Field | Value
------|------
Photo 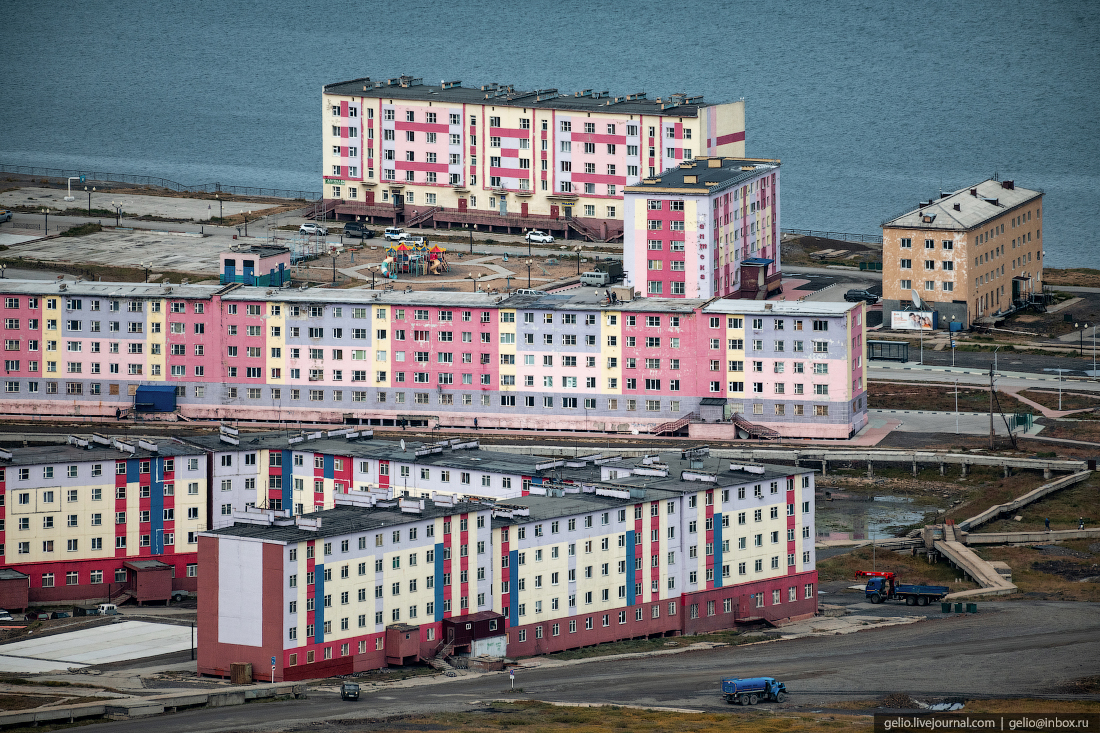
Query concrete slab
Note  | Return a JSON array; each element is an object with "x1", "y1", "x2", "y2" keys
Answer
[
  {"x1": 2, "y1": 230, "x2": 239, "y2": 275},
  {"x1": 0, "y1": 655, "x2": 87, "y2": 674},
  {"x1": 0, "y1": 621, "x2": 193, "y2": 669},
  {"x1": 0, "y1": 232, "x2": 43, "y2": 247},
  {"x1": 0, "y1": 188, "x2": 280, "y2": 221}
]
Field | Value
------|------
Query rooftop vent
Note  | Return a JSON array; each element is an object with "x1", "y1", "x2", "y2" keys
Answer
[
  {"x1": 921, "y1": 214, "x2": 937, "y2": 223},
  {"x1": 683, "y1": 175, "x2": 698, "y2": 184},
  {"x1": 707, "y1": 158, "x2": 721, "y2": 168},
  {"x1": 982, "y1": 197, "x2": 1000, "y2": 206},
  {"x1": 441, "y1": 80, "x2": 461, "y2": 90},
  {"x1": 970, "y1": 188, "x2": 978, "y2": 197},
  {"x1": 953, "y1": 203, "x2": 961, "y2": 212},
  {"x1": 574, "y1": 89, "x2": 593, "y2": 98},
  {"x1": 1001, "y1": 180, "x2": 1015, "y2": 190}
]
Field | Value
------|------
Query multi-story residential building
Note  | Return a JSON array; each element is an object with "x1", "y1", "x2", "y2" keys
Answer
[
  {"x1": 881, "y1": 179, "x2": 1044, "y2": 328},
  {"x1": 0, "y1": 282, "x2": 866, "y2": 439},
  {"x1": 319, "y1": 75, "x2": 746, "y2": 242},
  {"x1": 0, "y1": 437, "x2": 208, "y2": 604},
  {"x1": 624, "y1": 157, "x2": 781, "y2": 300},
  {"x1": 198, "y1": 452, "x2": 816, "y2": 680}
]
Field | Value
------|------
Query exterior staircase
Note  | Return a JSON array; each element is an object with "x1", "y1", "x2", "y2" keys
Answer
[
  {"x1": 652, "y1": 411, "x2": 699, "y2": 436},
  {"x1": 304, "y1": 199, "x2": 337, "y2": 221},
  {"x1": 564, "y1": 216, "x2": 605, "y2": 242},
  {"x1": 405, "y1": 206, "x2": 442, "y2": 228},
  {"x1": 426, "y1": 639, "x2": 458, "y2": 676},
  {"x1": 731, "y1": 413, "x2": 781, "y2": 440}
]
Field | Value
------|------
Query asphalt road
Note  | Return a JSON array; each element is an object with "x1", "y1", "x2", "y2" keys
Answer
[{"x1": 83, "y1": 600, "x2": 1100, "y2": 733}]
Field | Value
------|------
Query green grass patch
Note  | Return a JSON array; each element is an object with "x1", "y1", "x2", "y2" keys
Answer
[
  {"x1": 59, "y1": 222, "x2": 102, "y2": 237},
  {"x1": 817, "y1": 545, "x2": 977, "y2": 589}
]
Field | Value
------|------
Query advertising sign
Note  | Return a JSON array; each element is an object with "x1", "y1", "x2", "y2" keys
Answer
[{"x1": 891, "y1": 311, "x2": 934, "y2": 331}]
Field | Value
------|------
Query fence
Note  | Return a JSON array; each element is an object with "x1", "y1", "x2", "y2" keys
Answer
[
  {"x1": 0, "y1": 164, "x2": 320, "y2": 201},
  {"x1": 782, "y1": 228, "x2": 883, "y2": 245}
]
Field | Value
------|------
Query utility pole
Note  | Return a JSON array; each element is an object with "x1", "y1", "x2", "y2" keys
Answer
[{"x1": 988, "y1": 364, "x2": 995, "y2": 450}]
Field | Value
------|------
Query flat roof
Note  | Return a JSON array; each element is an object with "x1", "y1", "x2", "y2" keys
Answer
[
  {"x1": 222, "y1": 246, "x2": 290, "y2": 259},
  {"x1": 207, "y1": 500, "x2": 491, "y2": 543},
  {"x1": 625, "y1": 158, "x2": 780, "y2": 195},
  {"x1": 0, "y1": 439, "x2": 203, "y2": 467},
  {"x1": 322, "y1": 76, "x2": 717, "y2": 118},
  {"x1": 883, "y1": 179, "x2": 1042, "y2": 231},
  {"x1": 702, "y1": 299, "x2": 857, "y2": 316}
]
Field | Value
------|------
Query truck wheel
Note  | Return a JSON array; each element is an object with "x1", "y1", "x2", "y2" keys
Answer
[
  {"x1": 918, "y1": 596, "x2": 929, "y2": 606},
  {"x1": 725, "y1": 695, "x2": 733, "y2": 704},
  {"x1": 748, "y1": 694, "x2": 758, "y2": 705},
  {"x1": 775, "y1": 691, "x2": 787, "y2": 703},
  {"x1": 870, "y1": 593, "x2": 881, "y2": 604},
  {"x1": 735, "y1": 695, "x2": 743, "y2": 706},
  {"x1": 906, "y1": 596, "x2": 917, "y2": 606}
]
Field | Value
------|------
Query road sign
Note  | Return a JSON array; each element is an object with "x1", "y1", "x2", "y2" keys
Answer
[
  {"x1": 951, "y1": 341, "x2": 956, "y2": 348},
  {"x1": 79, "y1": 175, "x2": 86, "y2": 183},
  {"x1": 271, "y1": 656, "x2": 277, "y2": 666}
]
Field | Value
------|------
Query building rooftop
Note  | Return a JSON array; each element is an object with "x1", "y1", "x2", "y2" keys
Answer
[
  {"x1": 0, "y1": 437, "x2": 204, "y2": 467},
  {"x1": 883, "y1": 179, "x2": 1042, "y2": 232},
  {"x1": 625, "y1": 158, "x2": 780, "y2": 196},
  {"x1": 322, "y1": 76, "x2": 716, "y2": 118},
  {"x1": 701, "y1": 299, "x2": 857, "y2": 317},
  {"x1": 222, "y1": 245, "x2": 290, "y2": 259},
  {"x1": 205, "y1": 500, "x2": 491, "y2": 544}
]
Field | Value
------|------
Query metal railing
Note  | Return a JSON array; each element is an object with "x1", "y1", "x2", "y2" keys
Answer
[
  {"x1": 782, "y1": 228, "x2": 883, "y2": 245},
  {"x1": 0, "y1": 163, "x2": 321, "y2": 201}
]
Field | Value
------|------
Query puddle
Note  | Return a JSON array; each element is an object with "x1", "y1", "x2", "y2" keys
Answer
[{"x1": 816, "y1": 493, "x2": 942, "y2": 540}]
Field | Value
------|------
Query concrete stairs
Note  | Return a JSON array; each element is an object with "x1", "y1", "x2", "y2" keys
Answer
[{"x1": 935, "y1": 539, "x2": 1018, "y2": 599}]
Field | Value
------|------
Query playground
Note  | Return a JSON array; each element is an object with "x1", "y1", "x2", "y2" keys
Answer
[{"x1": 292, "y1": 241, "x2": 594, "y2": 292}]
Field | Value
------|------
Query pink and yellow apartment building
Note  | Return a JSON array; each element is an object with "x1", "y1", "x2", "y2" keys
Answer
[
  {"x1": 198, "y1": 456, "x2": 816, "y2": 681},
  {"x1": 624, "y1": 157, "x2": 780, "y2": 300},
  {"x1": 0, "y1": 437, "x2": 208, "y2": 604},
  {"x1": 319, "y1": 75, "x2": 746, "y2": 242},
  {"x1": 0, "y1": 282, "x2": 866, "y2": 439},
  {"x1": 881, "y1": 178, "x2": 1044, "y2": 328}
]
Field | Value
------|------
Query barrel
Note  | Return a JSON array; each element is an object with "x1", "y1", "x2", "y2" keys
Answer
[
  {"x1": 954, "y1": 603, "x2": 964, "y2": 613},
  {"x1": 940, "y1": 602, "x2": 952, "y2": 613},
  {"x1": 966, "y1": 603, "x2": 978, "y2": 613}
]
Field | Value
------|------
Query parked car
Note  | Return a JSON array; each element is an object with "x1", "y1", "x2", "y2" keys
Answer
[
  {"x1": 96, "y1": 603, "x2": 119, "y2": 616},
  {"x1": 384, "y1": 227, "x2": 408, "y2": 241},
  {"x1": 299, "y1": 223, "x2": 329, "y2": 236},
  {"x1": 844, "y1": 288, "x2": 879, "y2": 304},
  {"x1": 171, "y1": 591, "x2": 188, "y2": 603},
  {"x1": 580, "y1": 271, "x2": 611, "y2": 287},
  {"x1": 25, "y1": 612, "x2": 50, "y2": 621},
  {"x1": 50, "y1": 611, "x2": 70, "y2": 619},
  {"x1": 340, "y1": 682, "x2": 360, "y2": 701},
  {"x1": 525, "y1": 230, "x2": 554, "y2": 243},
  {"x1": 0, "y1": 610, "x2": 13, "y2": 622},
  {"x1": 342, "y1": 222, "x2": 374, "y2": 239},
  {"x1": 0, "y1": 210, "x2": 12, "y2": 223}
]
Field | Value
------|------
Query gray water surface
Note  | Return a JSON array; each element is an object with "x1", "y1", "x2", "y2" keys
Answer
[{"x1": 1, "y1": 0, "x2": 1097, "y2": 266}]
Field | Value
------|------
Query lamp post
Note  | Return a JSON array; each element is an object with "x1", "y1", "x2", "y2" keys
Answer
[
  {"x1": 111, "y1": 202, "x2": 122, "y2": 227},
  {"x1": 1054, "y1": 368, "x2": 1066, "y2": 410},
  {"x1": 574, "y1": 245, "x2": 583, "y2": 276},
  {"x1": 954, "y1": 378, "x2": 959, "y2": 434},
  {"x1": 332, "y1": 254, "x2": 337, "y2": 283},
  {"x1": 244, "y1": 211, "x2": 251, "y2": 238},
  {"x1": 526, "y1": 259, "x2": 532, "y2": 289},
  {"x1": 216, "y1": 194, "x2": 222, "y2": 222},
  {"x1": 141, "y1": 262, "x2": 149, "y2": 283},
  {"x1": 468, "y1": 272, "x2": 478, "y2": 292},
  {"x1": 993, "y1": 345, "x2": 1001, "y2": 373},
  {"x1": 1075, "y1": 322, "x2": 1088, "y2": 355},
  {"x1": 41, "y1": 208, "x2": 48, "y2": 234},
  {"x1": 85, "y1": 186, "x2": 95, "y2": 216},
  {"x1": 526, "y1": 229, "x2": 531, "y2": 257}
]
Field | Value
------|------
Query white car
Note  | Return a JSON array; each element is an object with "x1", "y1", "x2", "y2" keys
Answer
[
  {"x1": 0, "y1": 210, "x2": 12, "y2": 224},
  {"x1": 0, "y1": 610, "x2": 12, "y2": 622},
  {"x1": 525, "y1": 230, "x2": 554, "y2": 243},
  {"x1": 384, "y1": 227, "x2": 408, "y2": 241},
  {"x1": 299, "y1": 223, "x2": 329, "y2": 236}
]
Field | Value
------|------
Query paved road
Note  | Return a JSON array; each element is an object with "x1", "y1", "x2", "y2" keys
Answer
[
  {"x1": 870, "y1": 363, "x2": 1100, "y2": 391},
  {"x1": 82, "y1": 601, "x2": 1100, "y2": 733},
  {"x1": 891, "y1": 349, "x2": 1100, "y2": 376}
]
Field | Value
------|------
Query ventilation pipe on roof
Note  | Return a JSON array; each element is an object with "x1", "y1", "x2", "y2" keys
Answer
[{"x1": 954, "y1": 203, "x2": 961, "y2": 211}]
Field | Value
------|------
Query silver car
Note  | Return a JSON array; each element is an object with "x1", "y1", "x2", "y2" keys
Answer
[{"x1": 299, "y1": 223, "x2": 329, "y2": 236}]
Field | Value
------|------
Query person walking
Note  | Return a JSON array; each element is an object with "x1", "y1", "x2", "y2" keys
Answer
[
  {"x1": 115, "y1": 407, "x2": 122, "y2": 421},
  {"x1": 1045, "y1": 517, "x2": 1051, "y2": 531},
  {"x1": 473, "y1": 417, "x2": 479, "y2": 430}
]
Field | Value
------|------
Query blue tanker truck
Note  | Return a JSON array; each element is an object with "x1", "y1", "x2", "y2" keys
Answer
[{"x1": 721, "y1": 676, "x2": 788, "y2": 705}]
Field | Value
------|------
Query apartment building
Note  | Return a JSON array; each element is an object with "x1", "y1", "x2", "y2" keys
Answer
[
  {"x1": 0, "y1": 437, "x2": 207, "y2": 604},
  {"x1": 881, "y1": 179, "x2": 1044, "y2": 327},
  {"x1": 198, "y1": 452, "x2": 816, "y2": 681},
  {"x1": 624, "y1": 157, "x2": 781, "y2": 300},
  {"x1": 319, "y1": 75, "x2": 746, "y2": 242},
  {"x1": 0, "y1": 282, "x2": 866, "y2": 439}
]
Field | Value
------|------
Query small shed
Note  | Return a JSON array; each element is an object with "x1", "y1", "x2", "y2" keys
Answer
[
  {"x1": 133, "y1": 384, "x2": 177, "y2": 413},
  {"x1": 0, "y1": 569, "x2": 29, "y2": 612},
  {"x1": 384, "y1": 623, "x2": 421, "y2": 666},
  {"x1": 441, "y1": 610, "x2": 505, "y2": 654},
  {"x1": 123, "y1": 560, "x2": 173, "y2": 605},
  {"x1": 698, "y1": 397, "x2": 727, "y2": 423},
  {"x1": 220, "y1": 245, "x2": 291, "y2": 286}
]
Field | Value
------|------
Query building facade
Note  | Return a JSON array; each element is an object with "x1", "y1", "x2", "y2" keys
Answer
[
  {"x1": 624, "y1": 158, "x2": 781, "y2": 300},
  {"x1": 198, "y1": 453, "x2": 817, "y2": 681},
  {"x1": 0, "y1": 438, "x2": 207, "y2": 604},
  {"x1": 881, "y1": 179, "x2": 1044, "y2": 328},
  {"x1": 320, "y1": 75, "x2": 746, "y2": 242},
  {"x1": 0, "y1": 282, "x2": 867, "y2": 439}
]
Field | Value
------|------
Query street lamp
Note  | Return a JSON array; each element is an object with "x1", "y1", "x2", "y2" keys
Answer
[
  {"x1": 526, "y1": 259, "x2": 532, "y2": 289},
  {"x1": 216, "y1": 194, "x2": 222, "y2": 222},
  {"x1": 993, "y1": 345, "x2": 1001, "y2": 373},
  {"x1": 140, "y1": 262, "x2": 149, "y2": 283},
  {"x1": 244, "y1": 211, "x2": 251, "y2": 238},
  {"x1": 41, "y1": 208, "x2": 48, "y2": 234},
  {"x1": 110, "y1": 202, "x2": 122, "y2": 227},
  {"x1": 468, "y1": 272, "x2": 479, "y2": 292},
  {"x1": 1054, "y1": 368, "x2": 1066, "y2": 410},
  {"x1": 574, "y1": 245, "x2": 582, "y2": 276},
  {"x1": 1075, "y1": 322, "x2": 1089, "y2": 356},
  {"x1": 332, "y1": 254, "x2": 337, "y2": 283},
  {"x1": 954, "y1": 378, "x2": 960, "y2": 434},
  {"x1": 84, "y1": 185, "x2": 96, "y2": 216}
]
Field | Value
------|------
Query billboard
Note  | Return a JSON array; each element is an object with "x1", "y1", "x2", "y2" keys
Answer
[{"x1": 891, "y1": 311, "x2": 934, "y2": 331}]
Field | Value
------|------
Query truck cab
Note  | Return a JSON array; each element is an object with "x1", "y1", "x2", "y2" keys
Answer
[{"x1": 864, "y1": 576, "x2": 896, "y2": 602}]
